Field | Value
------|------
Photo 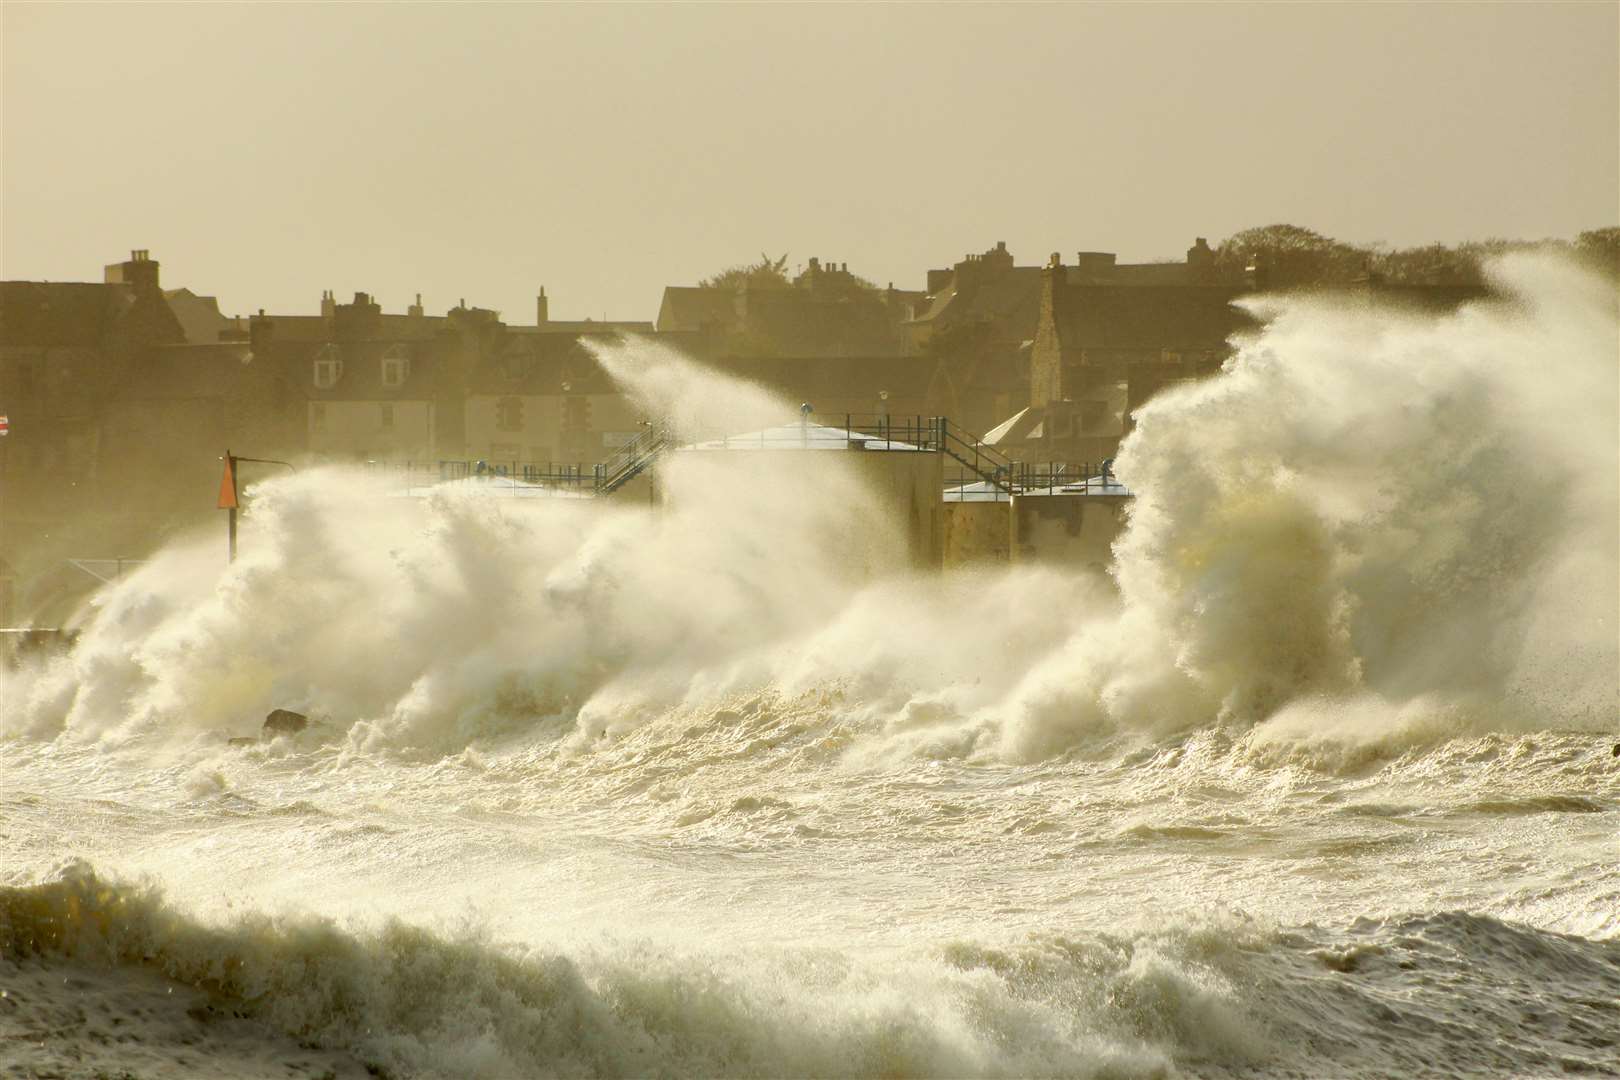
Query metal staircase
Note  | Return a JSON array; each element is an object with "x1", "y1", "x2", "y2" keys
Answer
[
  {"x1": 843, "y1": 415, "x2": 1018, "y2": 494},
  {"x1": 593, "y1": 424, "x2": 668, "y2": 495},
  {"x1": 932, "y1": 417, "x2": 1019, "y2": 495},
  {"x1": 385, "y1": 415, "x2": 1101, "y2": 500}
]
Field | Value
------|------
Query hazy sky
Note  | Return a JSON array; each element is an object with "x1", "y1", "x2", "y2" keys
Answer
[{"x1": 4, "y1": 2, "x2": 1616, "y2": 322}]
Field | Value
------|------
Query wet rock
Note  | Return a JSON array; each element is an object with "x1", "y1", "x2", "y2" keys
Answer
[
  {"x1": 227, "y1": 737, "x2": 257, "y2": 749},
  {"x1": 263, "y1": 709, "x2": 309, "y2": 737}
]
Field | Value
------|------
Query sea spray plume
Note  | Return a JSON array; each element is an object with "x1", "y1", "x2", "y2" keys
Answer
[
  {"x1": 0, "y1": 339, "x2": 906, "y2": 751},
  {"x1": 993, "y1": 253, "x2": 1617, "y2": 760},
  {"x1": 3, "y1": 259, "x2": 1612, "y2": 761},
  {"x1": 583, "y1": 332, "x2": 787, "y2": 438}
]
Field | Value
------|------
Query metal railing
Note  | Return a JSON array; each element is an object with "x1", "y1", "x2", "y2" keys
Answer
[
  {"x1": 364, "y1": 459, "x2": 597, "y2": 497},
  {"x1": 358, "y1": 417, "x2": 1122, "y2": 502},
  {"x1": 942, "y1": 461, "x2": 1116, "y2": 500},
  {"x1": 594, "y1": 424, "x2": 667, "y2": 494}
]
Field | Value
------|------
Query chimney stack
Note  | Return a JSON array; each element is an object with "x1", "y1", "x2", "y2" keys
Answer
[
  {"x1": 103, "y1": 249, "x2": 161, "y2": 294},
  {"x1": 537, "y1": 286, "x2": 549, "y2": 325}
]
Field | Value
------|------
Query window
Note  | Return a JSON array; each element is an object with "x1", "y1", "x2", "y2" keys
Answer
[
  {"x1": 311, "y1": 403, "x2": 327, "y2": 431},
  {"x1": 382, "y1": 346, "x2": 410, "y2": 388},
  {"x1": 562, "y1": 395, "x2": 591, "y2": 430},
  {"x1": 380, "y1": 403, "x2": 394, "y2": 430},
  {"x1": 313, "y1": 345, "x2": 343, "y2": 389},
  {"x1": 503, "y1": 347, "x2": 536, "y2": 381},
  {"x1": 496, "y1": 396, "x2": 524, "y2": 432}
]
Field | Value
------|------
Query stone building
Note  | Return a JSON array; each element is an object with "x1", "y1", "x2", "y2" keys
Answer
[
  {"x1": 905, "y1": 239, "x2": 1229, "y2": 438},
  {"x1": 465, "y1": 330, "x2": 648, "y2": 467},
  {"x1": 987, "y1": 251, "x2": 1257, "y2": 465},
  {"x1": 247, "y1": 293, "x2": 483, "y2": 463},
  {"x1": 656, "y1": 257, "x2": 918, "y2": 359},
  {"x1": 97, "y1": 340, "x2": 298, "y2": 547},
  {"x1": 0, "y1": 251, "x2": 190, "y2": 619},
  {"x1": 988, "y1": 247, "x2": 1493, "y2": 466}
]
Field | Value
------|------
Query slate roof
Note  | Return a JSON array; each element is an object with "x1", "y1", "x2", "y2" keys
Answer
[
  {"x1": 0, "y1": 282, "x2": 133, "y2": 347},
  {"x1": 376, "y1": 315, "x2": 446, "y2": 340},
  {"x1": 657, "y1": 285, "x2": 907, "y2": 357},
  {"x1": 736, "y1": 290, "x2": 908, "y2": 357},
  {"x1": 1055, "y1": 285, "x2": 1258, "y2": 350},
  {"x1": 254, "y1": 315, "x2": 336, "y2": 342},
  {"x1": 1104, "y1": 263, "x2": 1199, "y2": 286},
  {"x1": 657, "y1": 287, "x2": 738, "y2": 333},
  {"x1": 911, "y1": 267, "x2": 1046, "y2": 340},
  {"x1": 262, "y1": 339, "x2": 444, "y2": 400},
  {"x1": 252, "y1": 313, "x2": 448, "y2": 343},
  {"x1": 469, "y1": 334, "x2": 618, "y2": 396},
  {"x1": 121, "y1": 344, "x2": 259, "y2": 400}
]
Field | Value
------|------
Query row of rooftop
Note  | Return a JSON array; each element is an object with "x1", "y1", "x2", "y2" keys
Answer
[
  {"x1": 1, "y1": 238, "x2": 1491, "y2": 616},
  {"x1": 2, "y1": 236, "x2": 1239, "y2": 350}
]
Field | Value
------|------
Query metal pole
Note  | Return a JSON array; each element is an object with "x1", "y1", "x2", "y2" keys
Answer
[{"x1": 223, "y1": 449, "x2": 238, "y2": 564}]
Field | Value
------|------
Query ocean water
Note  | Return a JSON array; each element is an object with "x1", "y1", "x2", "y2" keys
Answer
[{"x1": 2, "y1": 255, "x2": 1617, "y2": 1079}]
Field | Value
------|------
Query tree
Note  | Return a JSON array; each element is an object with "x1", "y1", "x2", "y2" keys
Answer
[
  {"x1": 1575, "y1": 228, "x2": 1619, "y2": 279},
  {"x1": 1214, "y1": 224, "x2": 1369, "y2": 285},
  {"x1": 1215, "y1": 224, "x2": 1615, "y2": 287},
  {"x1": 699, "y1": 252, "x2": 791, "y2": 290},
  {"x1": 1374, "y1": 241, "x2": 1475, "y2": 284}
]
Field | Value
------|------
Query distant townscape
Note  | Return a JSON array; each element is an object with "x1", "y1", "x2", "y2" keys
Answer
[{"x1": 1, "y1": 226, "x2": 1614, "y2": 622}]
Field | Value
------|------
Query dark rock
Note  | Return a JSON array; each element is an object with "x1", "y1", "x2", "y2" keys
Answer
[
  {"x1": 227, "y1": 737, "x2": 257, "y2": 749},
  {"x1": 263, "y1": 709, "x2": 309, "y2": 736}
]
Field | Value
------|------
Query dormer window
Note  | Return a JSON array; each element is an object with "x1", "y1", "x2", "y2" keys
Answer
[
  {"x1": 382, "y1": 346, "x2": 410, "y2": 388},
  {"x1": 313, "y1": 344, "x2": 343, "y2": 389}
]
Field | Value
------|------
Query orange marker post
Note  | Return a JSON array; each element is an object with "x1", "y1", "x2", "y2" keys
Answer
[{"x1": 218, "y1": 451, "x2": 239, "y2": 562}]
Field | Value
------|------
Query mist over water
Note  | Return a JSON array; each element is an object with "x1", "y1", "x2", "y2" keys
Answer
[{"x1": 3, "y1": 256, "x2": 1617, "y2": 1078}]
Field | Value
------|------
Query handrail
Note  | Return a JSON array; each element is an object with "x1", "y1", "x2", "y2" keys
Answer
[
  {"x1": 367, "y1": 416, "x2": 1113, "y2": 501},
  {"x1": 595, "y1": 425, "x2": 668, "y2": 494},
  {"x1": 930, "y1": 417, "x2": 1017, "y2": 494}
]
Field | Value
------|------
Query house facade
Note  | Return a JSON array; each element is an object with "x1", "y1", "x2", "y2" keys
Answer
[
  {"x1": 993, "y1": 252, "x2": 1257, "y2": 464},
  {"x1": 0, "y1": 251, "x2": 190, "y2": 619},
  {"x1": 464, "y1": 330, "x2": 646, "y2": 467}
]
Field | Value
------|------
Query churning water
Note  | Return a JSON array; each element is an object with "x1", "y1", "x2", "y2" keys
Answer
[{"x1": 2, "y1": 255, "x2": 1617, "y2": 1079}]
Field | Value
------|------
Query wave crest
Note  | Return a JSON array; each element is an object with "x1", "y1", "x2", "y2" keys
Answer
[{"x1": 3, "y1": 257, "x2": 1614, "y2": 762}]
